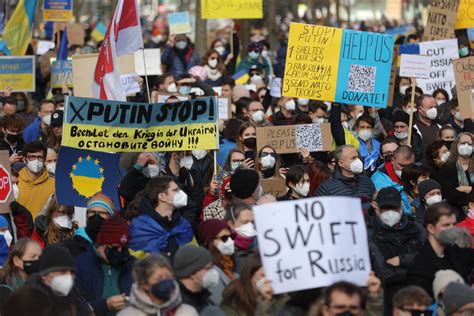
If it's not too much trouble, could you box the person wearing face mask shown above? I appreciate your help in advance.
[414,95,442,147]
[12,92,36,126]
[236,42,270,80]
[129,176,195,259]
[236,122,257,166]
[161,34,200,77]
[426,141,450,182]
[458,37,471,58]
[23,99,55,143]
[46,111,63,152]
[0,114,26,165]
[44,148,57,177]
[354,115,380,174]
[202,49,225,87]
[0,238,42,309]
[448,100,466,135]
[439,125,457,151]
[152,73,176,97]
[248,64,265,88]
[392,286,432,316]
[320,281,366,316]
[418,179,443,211]
[75,216,135,315]
[390,112,426,164]
[256,146,283,179]
[329,104,361,151]
[438,132,474,221]
[371,146,415,215]
[400,164,431,218]
[17,141,55,219]
[308,101,327,124]
[457,190,474,247]
[173,245,217,312]
[279,165,310,201]
[368,187,426,314]
[25,244,93,315]
[198,220,237,305]
[433,88,449,107]
[0,216,12,267]
[408,203,474,298]
[242,101,269,127]
[270,97,296,126]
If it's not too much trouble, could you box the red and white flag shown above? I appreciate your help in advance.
[93,0,143,101]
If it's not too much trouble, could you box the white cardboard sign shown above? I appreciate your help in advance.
[399,54,431,79]
[134,49,162,76]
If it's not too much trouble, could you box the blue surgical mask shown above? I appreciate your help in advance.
[179,86,191,95]
[248,51,260,60]
[459,47,469,57]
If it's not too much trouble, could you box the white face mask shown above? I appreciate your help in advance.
[358,130,373,141]
[379,210,401,227]
[394,131,408,140]
[458,143,473,157]
[349,158,363,174]
[179,156,194,170]
[13,183,19,199]
[261,50,269,58]
[404,107,417,114]
[143,164,160,178]
[426,194,442,205]
[234,222,257,238]
[27,160,44,173]
[395,169,403,178]
[426,107,438,120]
[250,75,263,83]
[167,83,177,93]
[436,99,446,106]
[454,111,463,121]
[260,155,276,169]
[42,114,52,126]
[0,230,12,247]
[399,85,410,95]
[53,215,72,230]
[313,117,325,124]
[298,98,309,106]
[201,268,219,289]
[217,238,235,256]
[50,274,74,296]
[441,152,450,162]
[175,40,187,50]
[293,182,310,197]
[252,110,265,123]
[285,99,296,111]
[46,163,56,175]
[192,150,208,160]
[215,46,225,56]
[342,121,350,129]
[173,190,188,209]
[355,112,363,120]
[208,59,218,68]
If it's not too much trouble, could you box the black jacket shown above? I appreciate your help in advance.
[271,111,293,126]
[315,170,375,201]
[61,235,91,258]
[437,162,470,221]
[178,281,213,313]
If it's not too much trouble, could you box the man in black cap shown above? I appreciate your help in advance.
[368,187,426,314]
[229,168,261,206]
[416,179,443,225]
[25,244,93,315]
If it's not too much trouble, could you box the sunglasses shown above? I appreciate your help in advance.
[260,152,276,158]
[216,235,232,242]
[401,309,433,316]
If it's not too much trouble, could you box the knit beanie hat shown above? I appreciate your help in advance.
[232,85,251,102]
[189,66,208,82]
[432,270,464,300]
[39,245,75,276]
[174,245,212,279]
[198,219,231,247]
[392,111,410,126]
[0,215,8,228]
[87,193,115,217]
[230,168,260,199]
[418,179,442,200]
[96,216,129,246]
[443,282,474,315]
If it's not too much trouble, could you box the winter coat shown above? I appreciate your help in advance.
[371,164,411,215]
[61,228,93,258]
[437,162,471,221]
[161,45,200,77]
[457,215,474,248]
[0,132,24,156]
[208,266,235,306]
[179,281,213,313]
[17,168,54,218]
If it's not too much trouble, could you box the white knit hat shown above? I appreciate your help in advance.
[432,269,464,299]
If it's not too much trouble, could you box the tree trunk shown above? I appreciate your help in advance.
[266,0,278,50]
[290,1,298,19]
[194,0,207,56]
[240,19,250,58]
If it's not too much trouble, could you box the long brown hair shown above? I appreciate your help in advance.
[446,132,473,166]
[221,253,262,315]
[235,122,257,152]
[223,149,245,172]
[44,197,77,245]
[256,145,282,178]
[201,49,226,75]
[0,238,38,282]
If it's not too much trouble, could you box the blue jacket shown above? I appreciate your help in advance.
[161,45,200,77]
[371,164,411,215]
[75,246,134,315]
[22,117,41,143]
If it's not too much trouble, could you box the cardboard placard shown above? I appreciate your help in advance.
[399,54,431,78]
[218,97,232,120]
[260,178,287,198]
[257,123,332,154]
[253,196,371,294]
[423,0,459,41]
[134,49,162,76]
[67,23,85,47]
[387,45,399,107]
[453,57,474,119]
[201,0,263,19]
[455,0,474,30]
[51,60,73,89]
[168,12,192,35]
[120,73,141,96]
[0,56,35,92]
[0,151,14,214]
[72,53,135,97]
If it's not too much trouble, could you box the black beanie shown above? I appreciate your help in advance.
[230,168,260,199]
[418,179,442,200]
[39,245,76,276]
[392,111,410,126]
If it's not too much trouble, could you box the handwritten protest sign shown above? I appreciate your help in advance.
[260,178,287,199]
[387,45,399,107]
[423,0,459,41]
[168,12,191,35]
[201,0,263,19]
[257,123,332,154]
[43,0,73,22]
[253,197,371,293]
[63,96,219,153]
[51,60,73,89]
[283,23,394,108]
[0,56,35,92]
[0,151,13,214]
[36,40,55,55]
[218,97,232,120]
[453,57,474,119]
[455,0,474,29]
[269,77,282,97]
[120,73,140,96]
[399,55,431,78]
[134,49,161,76]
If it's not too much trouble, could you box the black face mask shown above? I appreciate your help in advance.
[23,259,40,275]
[105,247,128,266]
[261,166,275,179]
[243,137,257,148]
[6,133,20,144]
[151,279,175,301]
[335,312,357,316]
[85,214,105,242]
[444,140,454,150]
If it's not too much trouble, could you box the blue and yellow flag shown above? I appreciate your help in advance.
[0,0,37,55]
[56,146,120,208]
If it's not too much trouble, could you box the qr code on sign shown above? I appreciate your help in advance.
[296,124,323,152]
[347,64,376,93]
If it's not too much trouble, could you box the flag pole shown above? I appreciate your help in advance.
[407,79,417,146]
[141,49,151,103]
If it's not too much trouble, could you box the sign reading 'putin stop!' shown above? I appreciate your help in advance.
[0,164,12,203]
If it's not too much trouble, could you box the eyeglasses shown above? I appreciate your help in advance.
[216,235,232,242]
[231,159,245,163]
[400,308,433,316]
[26,155,45,161]
[87,210,110,219]
[260,152,276,158]
[329,305,361,314]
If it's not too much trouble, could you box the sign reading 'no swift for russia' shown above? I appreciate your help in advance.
[283,23,394,108]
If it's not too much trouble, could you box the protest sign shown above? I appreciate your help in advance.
[0,151,13,214]
[67,23,86,47]
[56,146,121,208]
[134,49,161,76]
[43,0,73,22]
[423,0,460,41]
[0,56,35,92]
[51,60,73,89]
[218,97,232,120]
[156,94,189,103]
[120,73,141,96]
[253,196,371,294]
[399,55,431,78]
[36,40,55,55]
[269,77,282,97]
[257,123,332,154]
[62,96,219,153]
[455,0,474,29]
[168,12,191,35]
[201,0,263,19]
[283,23,394,108]
[72,53,135,97]
[453,57,474,119]
[387,45,399,107]
[260,178,287,199]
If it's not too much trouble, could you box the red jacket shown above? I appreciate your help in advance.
[457,216,474,248]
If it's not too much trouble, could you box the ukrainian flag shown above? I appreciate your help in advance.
[0,0,37,55]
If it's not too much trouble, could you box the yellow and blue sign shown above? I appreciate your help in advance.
[168,12,191,35]
[43,0,72,22]
[0,56,35,92]
[51,59,73,89]
[62,96,219,153]
[56,146,120,208]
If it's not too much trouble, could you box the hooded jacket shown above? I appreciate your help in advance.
[17,167,54,218]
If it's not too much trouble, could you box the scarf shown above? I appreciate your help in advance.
[357,137,380,171]
[204,65,222,81]
[385,161,404,185]
[220,256,234,280]
[456,160,469,214]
